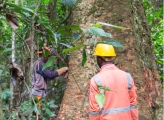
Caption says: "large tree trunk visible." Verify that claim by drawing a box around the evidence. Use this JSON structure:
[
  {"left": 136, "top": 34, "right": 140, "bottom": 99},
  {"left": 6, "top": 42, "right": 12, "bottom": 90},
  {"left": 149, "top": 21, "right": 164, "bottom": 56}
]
[{"left": 57, "top": 0, "right": 162, "bottom": 120}]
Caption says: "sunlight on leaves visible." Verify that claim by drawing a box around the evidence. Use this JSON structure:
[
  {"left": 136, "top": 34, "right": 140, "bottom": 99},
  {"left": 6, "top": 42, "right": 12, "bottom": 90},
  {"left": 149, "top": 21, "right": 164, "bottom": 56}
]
[
  {"left": 97, "top": 22, "right": 130, "bottom": 30},
  {"left": 102, "top": 40, "right": 123, "bottom": 48},
  {"left": 89, "top": 27, "right": 112, "bottom": 37},
  {"left": 62, "top": 44, "right": 84, "bottom": 53}
]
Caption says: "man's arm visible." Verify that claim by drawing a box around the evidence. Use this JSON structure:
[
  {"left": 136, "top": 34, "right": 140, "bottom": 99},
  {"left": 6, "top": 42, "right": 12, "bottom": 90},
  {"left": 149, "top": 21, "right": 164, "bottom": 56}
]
[
  {"left": 89, "top": 78, "right": 100, "bottom": 120},
  {"left": 36, "top": 63, "right": 58, "bottom": 79},
  {"left": 129, "top": 80, "right": 138, "bottom": 120},
  {"left": 36, "top": 62, "right": 67, "bottom": 79}
]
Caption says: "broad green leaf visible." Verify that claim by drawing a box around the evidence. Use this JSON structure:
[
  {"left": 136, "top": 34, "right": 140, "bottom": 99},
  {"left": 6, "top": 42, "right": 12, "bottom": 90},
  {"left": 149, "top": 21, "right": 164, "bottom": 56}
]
[
  {"left": 1, "top": 89, "right": 13, "bottom": 100},
  {"left": 103, "top": 40, "right": 123, "bottom": 48},
  {"left": 50, "top": 104, "right": 58, "bottom": 109},
  {"left": 81, "top": 28, "right": 88, "bottom": 33},
  {"left": 82, "top": 49, "right": 87, "bottom": 66},
  {"left": 44, "top": 0, "right": 50, "bottom": 4},
  {"left": 49, "top": 100, "right": 55, "bottom": 104},
  {"left": 50, "top": 113, "right": 56, "bottom": 117},
  {"left": 156, "top": 60, "right": 163, "bottom": 64},
  {"left": 58, "top": 30, "right": 72, "bottom": 36},
  {"left": 46, "top": 108, "right": 51, "bottom": 116},
  {"left": 61, "top": 0, "right": 77, "bottom": 6},
  {"left": 54, "top": 33, "right": 58, "bottom": 45},
  {"left": 62, "top": 44, "right": 84, "bottom": 53},
  {"left": 20, "top": 101, "right": 29, "bottom": 111},
  {"left": 42, "top": 56, "right": 56, "bottom": 71},
  {"left": 97, "top": 22, "right": 130, "bottom": 30},
  {"left": 72, "top": 33, "right": 81, "bottom": 40},
  {"left": 95, "top": 93, "right": 105, "bottom": 109},
  {"left": 59, "top": 42, "right": 73, "bottom": 48},
  {"left": 89, "top": 27, "right": 112, "bottom": 38},
  {"left": 6, "top": 3, "right": 34, "bottom": 14},
  {"left": 2, "top": 93, "right": 7, "bottom": 100},
  {"left": 41, "top": 23, "right": 57, "bottom": 44},
  {"left": 58, "top": 25, "right": 81, "bottom": 31},
  {"left": 3, "top": 89, "right": 13, "bottom": 95},
  {"left": 91, "top": 23, "right": 101, "bottom": 28},
  {"left": 11, "top": 112, "right": 17, "bottom": 119}
]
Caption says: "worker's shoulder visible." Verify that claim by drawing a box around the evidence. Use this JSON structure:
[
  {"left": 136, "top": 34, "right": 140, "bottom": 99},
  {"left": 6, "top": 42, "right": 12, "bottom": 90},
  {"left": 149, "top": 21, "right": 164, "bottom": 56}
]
[
  {"left": 120, "top": 70, "right": 133, "bottom": 81},
  {"left": 123, "top": 71, "right": 132, "bottom": 77},
  {"left": 119, "top": 69, "right": 132, "bottom": 76}
]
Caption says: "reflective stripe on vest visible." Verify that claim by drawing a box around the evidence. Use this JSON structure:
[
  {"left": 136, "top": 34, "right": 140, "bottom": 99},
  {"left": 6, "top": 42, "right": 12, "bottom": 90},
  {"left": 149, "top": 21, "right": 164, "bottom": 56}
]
[
  {"left": 93, "top": 75, "right": 104, "bottom": 94},
  {"left": 126, "top": 72, "right": 132, "bottom": 92},
  {"left": 93, "top": 73, "right": 132, "bottom": 93},
  {"left": 89, "top": 105, "right": 137, "bottom": 116}
]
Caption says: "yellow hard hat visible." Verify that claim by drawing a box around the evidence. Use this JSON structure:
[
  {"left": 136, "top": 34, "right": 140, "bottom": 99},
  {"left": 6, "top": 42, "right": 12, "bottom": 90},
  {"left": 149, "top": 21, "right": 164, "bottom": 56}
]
[{"left": 94, "top": 43, "right": 116, "bottom": 56}]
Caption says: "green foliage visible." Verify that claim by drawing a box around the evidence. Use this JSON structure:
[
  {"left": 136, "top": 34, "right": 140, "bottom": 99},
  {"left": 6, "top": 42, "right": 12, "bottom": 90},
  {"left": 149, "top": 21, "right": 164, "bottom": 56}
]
[
  {"left": 142, "top": 0, "right": 163, "bottom": 80},
  {"left": 62, "top": 44, "right": 84, "bottom": 53},
  {"left": 102, "top": 40, "right": 123, "bottom": 48},
  {"left": 1, "top": 89, "right": 13, "bottom": 100},
  {"left": 20, "top": 100, "right": 30, "bottom": 111},
  {"left": 89, "top": 27, "right": 112, "bottom": 37},
  {"left": 97, "top": 85, "right": 110, "bottom": 91},
  {"left": 42, "top": 56, "right": 56, "bottom": 71},
  {"left": 16, "top": 98, "right": 57, "bottom": 119},
  {"left": 95, "top": 93, "right": 105, "bottom": 109},
  {"left": 162, "top": 82, "right": 164, "bottom": 88},
  {"left": 0, "top": 0, "right": 70, "bottom": 119}
]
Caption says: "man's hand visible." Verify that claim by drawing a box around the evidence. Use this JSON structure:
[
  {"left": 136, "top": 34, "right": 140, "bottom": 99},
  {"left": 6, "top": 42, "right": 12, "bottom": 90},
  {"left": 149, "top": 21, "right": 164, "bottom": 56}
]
[{"left": 56, "top": 67, "right": 68, "bottom": 75}]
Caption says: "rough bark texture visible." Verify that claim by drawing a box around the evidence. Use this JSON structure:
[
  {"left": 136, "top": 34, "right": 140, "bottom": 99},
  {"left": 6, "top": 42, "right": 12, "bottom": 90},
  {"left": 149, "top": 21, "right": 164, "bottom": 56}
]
[{"left": 57, "top": 0, "right": 163, "bottom": 120}]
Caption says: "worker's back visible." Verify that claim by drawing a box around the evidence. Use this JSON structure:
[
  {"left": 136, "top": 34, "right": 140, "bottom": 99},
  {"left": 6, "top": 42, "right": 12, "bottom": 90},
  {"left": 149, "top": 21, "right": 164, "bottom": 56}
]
[{"left": 89, "top": 64, "right": 136, "bottom": 120}]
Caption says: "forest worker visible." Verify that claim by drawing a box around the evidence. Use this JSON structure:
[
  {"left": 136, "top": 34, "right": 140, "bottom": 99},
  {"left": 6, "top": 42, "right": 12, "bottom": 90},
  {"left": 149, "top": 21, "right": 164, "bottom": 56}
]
[
  {"left": 89, "top": 43, "right": 138, "bottom": 120},
  {"left": 31, "top": 46, "right": 68, "bottom": 101}
]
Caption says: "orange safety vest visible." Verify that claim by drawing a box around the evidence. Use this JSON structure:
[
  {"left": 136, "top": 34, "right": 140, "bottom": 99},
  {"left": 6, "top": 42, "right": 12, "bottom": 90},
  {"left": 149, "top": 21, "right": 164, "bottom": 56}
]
[{"left": 89, "top": 64, "right": 138, "bottom": 120}]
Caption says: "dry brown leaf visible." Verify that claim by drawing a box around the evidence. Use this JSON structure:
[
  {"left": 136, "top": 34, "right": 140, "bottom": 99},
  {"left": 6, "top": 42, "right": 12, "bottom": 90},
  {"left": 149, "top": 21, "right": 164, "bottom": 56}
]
[{"left": 6, "top": 11, "right": 19, "bottom": 30}]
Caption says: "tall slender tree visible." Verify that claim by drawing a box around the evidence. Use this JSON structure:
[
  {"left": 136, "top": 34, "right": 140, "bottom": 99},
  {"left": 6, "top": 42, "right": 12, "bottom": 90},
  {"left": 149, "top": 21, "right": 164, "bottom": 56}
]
[
  {"left": 57, "top": 0, "right": 162, "bottom": 120},
  {"left": 10, "top": 0, "right": 19, "bottom": 108}
]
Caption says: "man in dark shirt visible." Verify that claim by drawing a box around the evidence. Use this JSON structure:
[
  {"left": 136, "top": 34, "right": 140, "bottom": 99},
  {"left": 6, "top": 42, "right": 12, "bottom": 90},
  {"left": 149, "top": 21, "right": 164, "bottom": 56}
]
[{"left": 31, "top": 46, "right": 68, "bottom": 98}]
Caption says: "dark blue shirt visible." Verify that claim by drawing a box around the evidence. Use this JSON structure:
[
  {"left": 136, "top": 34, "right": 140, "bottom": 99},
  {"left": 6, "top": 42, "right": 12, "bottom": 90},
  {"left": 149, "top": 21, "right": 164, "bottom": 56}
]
[{"left": 36, "top": 60, "right": 58, "bottom": 79}]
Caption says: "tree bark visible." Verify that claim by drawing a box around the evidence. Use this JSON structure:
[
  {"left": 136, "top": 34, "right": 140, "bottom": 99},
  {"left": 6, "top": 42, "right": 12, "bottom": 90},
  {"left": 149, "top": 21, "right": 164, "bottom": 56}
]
[{"left": 57, "top": 0, "right": 163, "bottom": 120}]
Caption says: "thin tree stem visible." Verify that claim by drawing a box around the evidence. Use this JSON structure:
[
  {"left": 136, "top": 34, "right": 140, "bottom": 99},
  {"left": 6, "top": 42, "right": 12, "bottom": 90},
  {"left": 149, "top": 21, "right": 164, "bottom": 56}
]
[{"left": 28, "top": 0, "right": 41, "bottom": 119}]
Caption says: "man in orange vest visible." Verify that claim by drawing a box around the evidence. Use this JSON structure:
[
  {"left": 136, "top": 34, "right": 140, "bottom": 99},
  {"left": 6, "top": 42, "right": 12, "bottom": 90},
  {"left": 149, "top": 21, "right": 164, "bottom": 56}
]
[{"left": 89, "top": 43, "right": 138, "bottom": 120}]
